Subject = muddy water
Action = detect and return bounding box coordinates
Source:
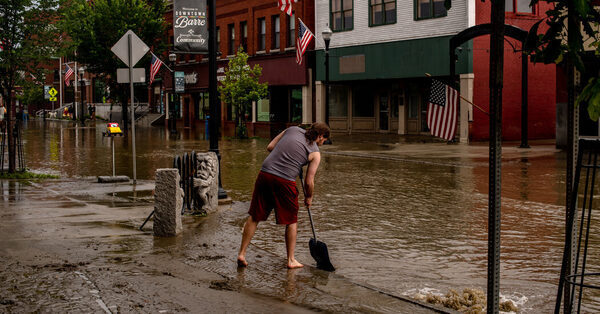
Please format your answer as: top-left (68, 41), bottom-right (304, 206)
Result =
top-left (18, 120), bottom-right (600, 312)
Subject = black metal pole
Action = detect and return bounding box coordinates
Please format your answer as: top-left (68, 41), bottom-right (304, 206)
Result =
top-left (170, 59), bottom-right (177, 134)
top-left (519, 51), bottom-right (529, 148)
top-left (488, 1), bottom-right (505, 313)
top-left (208, 0), bottom-right (227, 199)
top-left (324, 39), bottom-right (330, 125)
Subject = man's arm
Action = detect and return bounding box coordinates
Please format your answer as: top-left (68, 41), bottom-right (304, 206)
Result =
top-left (303, 151), bottom-right (321, 208)
top-left (267, 130), bottom-right (286, 152)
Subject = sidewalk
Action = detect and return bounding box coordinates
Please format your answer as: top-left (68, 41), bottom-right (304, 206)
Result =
top-left (0, 178), bottom-right (446, 313)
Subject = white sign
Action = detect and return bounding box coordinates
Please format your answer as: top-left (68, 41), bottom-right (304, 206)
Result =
top-left (184, 72), bottom-right (197, 84)
top-left (111, 30), bottom-right (150, 67)
top-left (117, 68), bottom-right (146, 83)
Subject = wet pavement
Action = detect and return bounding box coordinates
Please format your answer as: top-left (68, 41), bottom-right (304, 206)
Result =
top-left (1, 119), bottom-right (598, 312)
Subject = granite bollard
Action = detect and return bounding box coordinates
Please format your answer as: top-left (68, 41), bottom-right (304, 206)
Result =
top-left (193, 152), bottom-right (218, 213)
top-left (154, 168), bottom-right (183, 237)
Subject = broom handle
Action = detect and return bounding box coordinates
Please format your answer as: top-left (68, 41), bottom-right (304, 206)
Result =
top-left (299, 169), bottom-right (318, 241)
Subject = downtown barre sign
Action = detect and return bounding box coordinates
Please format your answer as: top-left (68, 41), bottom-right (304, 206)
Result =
top-left (173, 0), bottom-right (208, 53)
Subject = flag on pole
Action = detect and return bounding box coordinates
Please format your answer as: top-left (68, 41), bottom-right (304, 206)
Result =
top-left (296, 18), bottom-right (314, 65)
top-left (426, 79), bottom-right (458, 141)
top-left (278, 0), bottom-right (298, 16)
top-left (150, 53), bottom-right (164, 84)
top-left (64, 64), bottom-right (74, 87)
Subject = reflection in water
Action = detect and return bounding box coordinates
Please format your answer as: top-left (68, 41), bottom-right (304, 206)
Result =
top-left (18, 120), bottom-right (600, 312)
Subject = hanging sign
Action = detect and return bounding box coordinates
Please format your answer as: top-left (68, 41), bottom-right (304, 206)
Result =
top-left (173, 0), bottom-right (208, 53)
top-left (175, 71), bottom-right (185, 93)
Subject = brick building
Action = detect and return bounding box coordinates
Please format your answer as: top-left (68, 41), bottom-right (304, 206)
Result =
top-left (156, 0), bottom-right (316, 137)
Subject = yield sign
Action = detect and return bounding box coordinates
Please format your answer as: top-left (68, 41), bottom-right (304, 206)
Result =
top-left (111, 30), bottom-right (149, 67)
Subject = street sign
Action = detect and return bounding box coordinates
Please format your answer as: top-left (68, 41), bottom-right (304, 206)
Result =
top-left (48, 87), bottom-right (58, 97)
top-left (117, 68), bottom-right (146, 83)
top-left (175, 71), bottom-right (185, 93)
top-left (44, 85), bottom-right (50, 100)
top-left (111, 30), bottom-right (149, 67)
top-left (49, 96), bottom-right (57, 102)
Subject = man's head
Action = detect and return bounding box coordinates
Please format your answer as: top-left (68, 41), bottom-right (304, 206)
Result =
top-left (305, 122), bottom-right (330, 146)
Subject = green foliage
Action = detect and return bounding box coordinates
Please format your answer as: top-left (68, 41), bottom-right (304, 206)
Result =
top-left (59, 0), bottom-right (168, 105)
top-left (524, 0), bottom-right (600, 120)
top-left (0, 0), bottom-right (61, 172)
top-left (0, 171), bottom-right (60, 179)
top-left (19, 81), bottom-right (45, 109)
top-left (218, 47), bottom-right (268, 138)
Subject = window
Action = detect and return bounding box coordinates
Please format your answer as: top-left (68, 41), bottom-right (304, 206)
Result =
top-left (506, 0), bottom-right (535, 14)
top-left (258, 18), bottom-right (266, 51)
top-left (330, 85), bottom-right (348, 117)
top-left (353, 86), bottom-right (374, 117)
top-left (240, 21), bottom-right (248, 52)
top-left (216, 27), bottom-right (220, 54)
top-left (370, 0), bottom-right (396, 26)
top-left (415, 0), bottom-right (446, 20)
top-left (272, 15), bottom-right (280, 49)
top-left (257, 98), bottom-right (270, 121)
top-left (228, 23), bottom-right (235, 55)
top-left (331, 0), bottom-right (353, 31)
top-left (287, 13), bottom-right (295, 48)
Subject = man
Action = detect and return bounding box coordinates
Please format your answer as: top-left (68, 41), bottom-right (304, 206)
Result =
top-left (237, 122), bottom-right (330, 269)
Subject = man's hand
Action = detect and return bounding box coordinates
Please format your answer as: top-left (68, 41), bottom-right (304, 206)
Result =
top-left (304, 196), bottom-right (312, 208)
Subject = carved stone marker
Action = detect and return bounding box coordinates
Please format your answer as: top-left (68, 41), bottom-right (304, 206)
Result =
top-left (154, 168), bottom-right (183, 237)
top-left (194, 152), bottom-right (218, 213)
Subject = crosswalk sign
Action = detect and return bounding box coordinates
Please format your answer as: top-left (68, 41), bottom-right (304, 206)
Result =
top-left (49, 87), bottom-right (58, 97)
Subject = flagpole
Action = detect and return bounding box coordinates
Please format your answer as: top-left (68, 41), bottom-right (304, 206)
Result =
top-left (425, 73), bottom-right (489, 116)
top-left (152, 52), bottom-right (173, 72)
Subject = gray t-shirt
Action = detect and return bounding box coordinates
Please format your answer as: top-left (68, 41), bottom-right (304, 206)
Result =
top-left (261, 126), bottom-right (319, 181)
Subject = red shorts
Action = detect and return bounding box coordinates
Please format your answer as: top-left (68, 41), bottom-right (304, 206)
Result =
top-left (248, 171), bottom-right (299, 225)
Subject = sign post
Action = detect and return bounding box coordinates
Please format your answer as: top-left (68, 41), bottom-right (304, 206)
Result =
top-left (111, 30), bottom-right (150, 185)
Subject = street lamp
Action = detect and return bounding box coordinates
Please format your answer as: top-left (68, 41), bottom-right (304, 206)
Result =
top-left (322, 26), bottom-right (332, 125)
top-left (169, 53), bottom-right (177, 134)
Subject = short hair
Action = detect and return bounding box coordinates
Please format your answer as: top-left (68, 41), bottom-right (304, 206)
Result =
top-left (304, 122), bottom-right (330, 144)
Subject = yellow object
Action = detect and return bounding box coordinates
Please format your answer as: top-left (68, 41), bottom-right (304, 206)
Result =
top-left (107, 123), bottom-right (122, 135)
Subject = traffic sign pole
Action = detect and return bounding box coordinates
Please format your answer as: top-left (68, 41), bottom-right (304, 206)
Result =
top-left (129, 33), bottom-right (137, 185)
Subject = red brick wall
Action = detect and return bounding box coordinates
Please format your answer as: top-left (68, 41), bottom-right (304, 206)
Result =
top-left (472, 1), bottom-right (557, 141)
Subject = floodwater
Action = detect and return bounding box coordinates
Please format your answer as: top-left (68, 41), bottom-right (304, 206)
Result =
top-left (14, 119), bottom-right (600, 312)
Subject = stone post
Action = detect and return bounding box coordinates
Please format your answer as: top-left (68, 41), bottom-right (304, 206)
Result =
top-left (154, 168), bottom-right (183, 237)
top-left (194, 152), bottom-right (219, 214)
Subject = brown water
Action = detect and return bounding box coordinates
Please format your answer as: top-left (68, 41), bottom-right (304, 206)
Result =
top-left (17, 120), bottom-right (600, 312)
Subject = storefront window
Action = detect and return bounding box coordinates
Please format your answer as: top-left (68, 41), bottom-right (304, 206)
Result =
top-left (408, 94), bottom-right (419, 119)
top-left (196, 92), bottom-right (209, 120)
top-left (290, 88), bottom-right (302, 123)
top-left (257, 98), bottom-right (270, 121)
top-left (353, 86), bottom-right (374, 117)
top-left (330, 85), bottom-right (348, 117)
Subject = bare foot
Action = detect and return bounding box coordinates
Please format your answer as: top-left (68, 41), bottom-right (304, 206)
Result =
top-left (287, 259), bottom-right (304, 269)
top-left (237, 256), bottom-right (248, 268)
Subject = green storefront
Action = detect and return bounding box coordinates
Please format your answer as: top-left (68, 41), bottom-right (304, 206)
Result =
top-left (315, 35), bottom-right (472, 134)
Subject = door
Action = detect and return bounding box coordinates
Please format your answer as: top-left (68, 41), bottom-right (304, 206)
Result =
top-left (407, 93), bottom-right (420, 133)
top-left (378, 93), bottom-right (389, 132)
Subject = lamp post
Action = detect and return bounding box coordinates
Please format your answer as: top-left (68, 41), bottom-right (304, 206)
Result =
top-left (208, 0), bottom-right (227, 199)
top-left (169, 53), bottom-right (177, 134)
top-left (322, 26), bottom-right (332, 125)
top-left (79, 67), bottom-right (86, 126)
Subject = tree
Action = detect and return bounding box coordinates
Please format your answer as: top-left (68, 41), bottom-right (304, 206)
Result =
top-left (59, 0), bottom-right (168, 130)
top-left (0, 0), bottom-right (61, 172)
top-left (525, 0), bottom-right (600, 119)
top-left (218, 47), bottom-right (268, 138)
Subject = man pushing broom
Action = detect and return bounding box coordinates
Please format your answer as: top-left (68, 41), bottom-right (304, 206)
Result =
top-left (237, 122), bottom-right (330, 269)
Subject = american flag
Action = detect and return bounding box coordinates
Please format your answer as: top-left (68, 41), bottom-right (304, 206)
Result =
top-left (296, 18), bottom-right (314, 65)
top-left (426, 79), bottom-right (458, 141)
top-left (64, 64), bottom-right (74, 87)
top-left (278, 0), bottom-right (298, 16)
top-left (150, 53), bottom-right (163, 85)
